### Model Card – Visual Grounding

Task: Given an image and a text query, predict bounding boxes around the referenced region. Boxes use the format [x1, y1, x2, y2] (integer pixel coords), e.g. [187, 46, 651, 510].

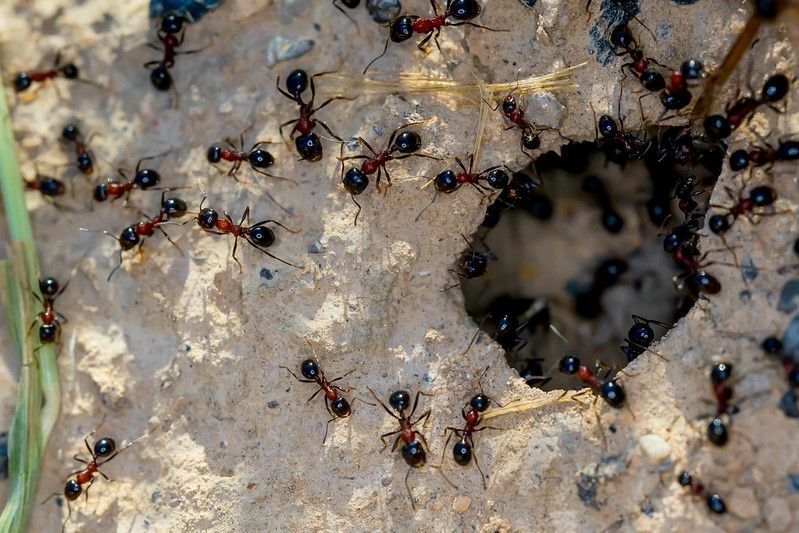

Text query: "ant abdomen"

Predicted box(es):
[248, 149, 275, 169]
[393, 131, 422, 153]
[150, 66, 173, 91]
[62, 63, 79, 79]
[14, 73, 32, 92]
[600, 380, 626, 408]
[343, 168, 369, 195]
[197, 208, 219, 230]
[163, 198, 188, 218]
[434, 170, 458, 193]
[39, 324, 57, 343]
[295, 132, 323, 162]
[249, 226, 276, 248]
[453, 440, 472, 465]
[449, 0, 481, 20]
[390, 16, 415, 43]
[94, 437, 116, 457]
[401, 440, 426, 467]
[134, 169, 160, 189]
[330, 397, 351, 417]
[762, 73, 789, 102]
[64, 479, 82, 501]
[119, 226, 141, 251]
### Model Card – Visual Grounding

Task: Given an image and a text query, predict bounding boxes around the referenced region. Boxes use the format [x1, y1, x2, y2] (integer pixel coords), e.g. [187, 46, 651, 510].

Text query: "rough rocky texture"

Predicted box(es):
[0, 0, 798, 531]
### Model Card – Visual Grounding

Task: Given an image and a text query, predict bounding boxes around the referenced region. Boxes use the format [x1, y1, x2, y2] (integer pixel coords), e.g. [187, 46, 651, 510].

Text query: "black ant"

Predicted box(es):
[594, 111, 651, 165]
[280, 358, 356, 444]
[441, 368, 501, 489]
[609, 22, 667, 93]
[677, 470, 727, 514]
[707, 185, 779, 236]
[673, 175, 706, 220]
[574, 257, 629, 319]
[492, 92, 558, 158]
[145, 13, 203, 93]
[670, 241, 723, 298]
[760, 336, 799, 389]
[367, 388, 433, 510]
[657, 60, 706, 117]
[192, 197, 300, 271]
[93, 154, 166, 203]
[25, 173, 65, 199]
[706, 362, 738, 446]
[619, 315, 672, 362]
[61, 123, 94, 174]
[276, 69, 351, 162]
[432, 154, 511, 194]
[558, 355, 627, 409]
[703, 73, 790, 140]
[363, 0, 501, 74]
[339, 123, 438, 224]
[729, 138, 799, 172]
[444, 234, 496, 291]
[30, 277, 68, 345]
[581, 175, 624, 234]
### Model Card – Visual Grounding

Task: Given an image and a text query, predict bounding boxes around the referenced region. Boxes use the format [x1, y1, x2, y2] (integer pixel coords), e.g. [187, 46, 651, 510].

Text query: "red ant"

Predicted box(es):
[609, 23, 667, 94]
[25, 173, 66, 199]
[93, 153, 167, 203]
[491, 92, 561, 158]
[29, 277, 68, 345]
[145, 13, 203, 93]
[367, 387, 433, 510]
[363, 0, 501, 74]
[707, 184, 780, 236]
[441, 368, 502, 489]
[593, 109, 651, 166]
[703, 73, 789, 140]
[280, 357, 359, 444]
[432, 154, 511, 194]
[657, 60, 706, 118]
[558, 355, 627, 409]
[677, 471, 727, 514]
[276, 69, 352, 162]
[192, 197, 300, 271]
[729, 138, 799, 172]
[444, 234, 496, 291]
[670, 241, 723, 298]
[12, 51, 101, 94]
[339, 123, 439, 224]
[706, 362, 738, 446]
[61, 123, 94, 174]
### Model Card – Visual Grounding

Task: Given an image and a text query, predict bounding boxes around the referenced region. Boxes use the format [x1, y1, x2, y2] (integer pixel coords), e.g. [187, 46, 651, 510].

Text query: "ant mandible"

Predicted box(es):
[30, 277, 69, 345]
[61, 123, 94, 175]
[677, 470, 727, 514]
[703, 73, 790, 140]
[280, 357, 356, 444]
[193, 198, 300, 271]
[145, 13, 203, 92]
[619, 314, 672, 362]
[441, 368, 502, 489]
[363, 0, 500, 74]
[276, 69, 352, 162]
[93, 153, 167, 203]
[367, 387, 434, 510]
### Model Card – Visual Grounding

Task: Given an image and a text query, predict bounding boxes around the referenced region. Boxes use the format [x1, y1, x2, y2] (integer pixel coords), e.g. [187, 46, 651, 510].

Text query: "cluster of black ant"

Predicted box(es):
[11, 0, 799, 527]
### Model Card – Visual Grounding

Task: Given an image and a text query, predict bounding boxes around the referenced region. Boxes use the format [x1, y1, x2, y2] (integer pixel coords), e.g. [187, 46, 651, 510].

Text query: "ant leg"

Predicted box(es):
[322, 415, 336, 445]
[366, 387, 401, 420]
[250, 166, 296, 184]
[279, 118, 299, 141]
[248, 219, 299, 234]
[315, 120, 344, 142]
[328, 368, 357, 384]
[231, 236, 243, 273]
[377, 431, 400, 452]
[404, 466, 417, 512]
[332, 0, 359, 27]
[418, 31, 434, 52]
[351, 195, 362, 226]
[312, 95, 354, 114]
[416, 431, 431, 453]
[307, 387, 325, 403]
[412, 409, 432, 429]
[455, 157, 468, 173]
[156, 226, 185, 257]
[439, 429, 457, 467]
[71, 455, 89, 465]
[469, 435, 488, 489]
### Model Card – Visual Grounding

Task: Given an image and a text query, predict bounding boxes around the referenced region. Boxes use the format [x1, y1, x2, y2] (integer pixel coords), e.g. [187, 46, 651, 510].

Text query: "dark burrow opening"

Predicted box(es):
[459, 129, 725, 390]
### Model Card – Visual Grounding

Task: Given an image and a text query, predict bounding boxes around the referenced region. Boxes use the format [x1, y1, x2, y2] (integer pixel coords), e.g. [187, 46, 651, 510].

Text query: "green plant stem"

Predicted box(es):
[0, 79, 61, 532]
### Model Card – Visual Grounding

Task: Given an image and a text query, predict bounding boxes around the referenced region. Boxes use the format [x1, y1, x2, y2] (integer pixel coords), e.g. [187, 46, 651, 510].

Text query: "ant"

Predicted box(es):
[707, 185, 779, 236]
[280, 357, 356, 444]
[619, 315, 672, 362]
[12, 51, 86, 93]
[441, 368, 502, 489]
[192, 197, 300, 271]
[25, 172, 65, 199]
[30, 277, 68, 345]
[93, 154, 166, 203]
[145, 13, 203, 93]
[574, 257, 629, 319]
[706, 362, 738, 446]
[339, 124, 438, 224]
[432, 155, 511, 194]
[703, 73, 790, 140]
[670, 241, 723, 298]
[728, 138, 799, 172]
[367, 387, 433, 510]
[61, 123, 94, 174]
[657, 60, 706, 117]
[276, 69, 352, 162]
[609, 22, 667, 93]
[558, 355, 627, 409]
[444, 234, 496, 291]
[363, 0, 500, 74]
[594, 111, 651, 165]
[492, 92, 558, 158]
[760, 336, 799, 389]
[672, 175, 707, 220]
[677, 470, 727, 514]
[581, 175, 624, 233]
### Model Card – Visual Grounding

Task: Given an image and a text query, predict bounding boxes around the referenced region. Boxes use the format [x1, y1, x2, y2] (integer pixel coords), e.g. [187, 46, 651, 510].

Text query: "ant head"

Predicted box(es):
[711, 362, 733, 384]
[597, 115, 617, 138]
[341, 0, 360, 6]
[61, 63, 79, 79]
[41, 178, 65, 197]
[401, 440, 426, 467]
[163, 197, 188, 219]
[390, 16, 415, 43]
[93, 183, 109, 202]
[94, 437, 116, 457]
[300, 359, 320, 379]
[502, 95, 517, 115]
[64, 479, 82, 501]
[677, 470, 692, 486]
[706, 494, 727, 514]
[120, 226, 142, 250]
[286, 69, 309, 96]
[295, 132, 323, 162]
[448, 0, 481, 21]
[330, 397, 351, 417]
[702, 115, 731, 140]
[13, 72, 31, 92]
[708, 214, 730, 234]
[161, 12, 187, 34]
[207, 145, 222, 163]
[609, 23, 634, 49]
[39, 277, 60, 297]
[761, 336, 782, 354]
[248, 225, 276, 248]
[469, 393, 490, 412]
[434, 169, 458, 193]
[134, 168, 161, 189]
[688, 270, 721, 295]
[393, 131, 422, 154]
[680, 59, 705, 80]
[342, 168, 369, 195]
[707, 418, 728, 446]
[248, 149, 274, 169]
[600, 380, 626, 408]
[77, 153, 94, 173]
[62, 124, 80, 142]
[750, 185, 776, 207]
[522, 131, 541, 151]
[628, 322, 654, 347]
[778, 140, 799, 160]
[493, 312, 519, 338]
[389, 390, 411, 412]
[197, 208, 219, 230]
[459, 252, 488, 278]
[39, 324, 58, 343]
[558, 355, 580, 375]
[640, 70, 666, 91]
[486, 169, 510, 190]
[150, 66, 173, 92]
[601, 210, 624, 233]
[452, 440, 472, 465]
[762, 73, 789, 103]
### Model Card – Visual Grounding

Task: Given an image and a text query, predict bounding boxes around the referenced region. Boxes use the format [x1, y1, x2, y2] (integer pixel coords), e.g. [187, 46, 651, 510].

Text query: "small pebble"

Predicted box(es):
[267, 400, 279, 409]
[168, 498, 182, 508]
[531, 92, 566, 128]
[308, 240, 325, 253]
[266, 37, 314, 67]
[452, 495, 471, 513]
[366, 0, 401, 23]
[639, 434, 671, 463]
[260, 268, 273, 280]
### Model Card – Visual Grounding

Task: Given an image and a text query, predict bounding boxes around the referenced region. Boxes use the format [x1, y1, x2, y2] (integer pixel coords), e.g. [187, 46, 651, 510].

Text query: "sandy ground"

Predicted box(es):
[1, 0, 798, 531]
